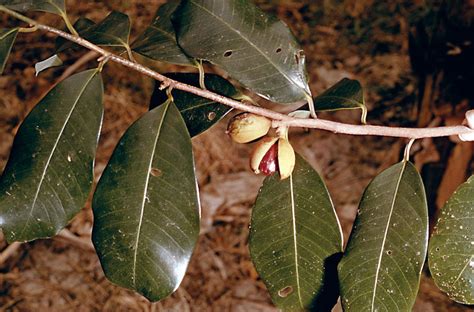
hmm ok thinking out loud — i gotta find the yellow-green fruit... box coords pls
[277,138,295,180]
[227,113,272,144]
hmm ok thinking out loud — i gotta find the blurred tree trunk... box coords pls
[409,0,474,228]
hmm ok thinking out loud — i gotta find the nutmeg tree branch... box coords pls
[2,5,474,140]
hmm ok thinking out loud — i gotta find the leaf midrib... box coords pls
[189,0,309,96]
[87,31,129,47]
[32,1,66,15]
[147,23,176,42]
[179,100,216,112]
[131,101,170,287]
[50,1,65,15]
[289,174,304,307]
[452,255,474,286]
[370,161,407,311]
[315,95,363,108]
[20,70,98,236]
[0,28,18,40]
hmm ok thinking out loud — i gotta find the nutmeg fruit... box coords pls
[227,113,272,144]
[250,136,295,180]
[250,136,279,174]
[277,138,295,180]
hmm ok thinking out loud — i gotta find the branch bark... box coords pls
[1,5,474,140]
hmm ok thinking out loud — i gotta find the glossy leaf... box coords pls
[81,11,131,51]
[55,17,95,52]
[0,69,103,242]
[173,0,311,104]
[314,78,367,124]
[1,0,65,15]
[338,161,428,312]
[249,155,343,311]
[0,28,18,74]
[92,101,200,302]
[35,54,63,76]
[150,73,238,137]
[429,176,474,304]
[132,0,193,66]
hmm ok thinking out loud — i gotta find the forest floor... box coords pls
[0,0,472,311]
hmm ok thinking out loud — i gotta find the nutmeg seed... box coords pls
[250,136,279,174]
[258,142,278,175]
[227,113,272,144]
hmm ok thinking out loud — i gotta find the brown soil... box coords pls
[0,0,473,311]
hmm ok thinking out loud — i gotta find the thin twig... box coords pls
[55,229,95,251]
[0,229,95,264]
[276,119,472,139]
[1,5,474,139]
[18,25,37,33]
[0,242,22,265]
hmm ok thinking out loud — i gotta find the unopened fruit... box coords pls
[227,113,272,144]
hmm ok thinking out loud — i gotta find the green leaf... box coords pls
[0,28,18,74]
[0,69,104,242]
[35,54,63,76]
[173,0,311,104]
[82,11,131,51]
[338,161,428,312]
[249,155,343,311]
[1,0,65,15]
[55,17,95,52]
[314,78,367,124]
[132,0,193,66]
[429,176,474,304]
[150,73,238,137]
[92,101,200,302]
